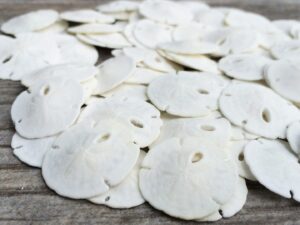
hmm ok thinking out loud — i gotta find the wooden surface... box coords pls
[1,0,300,224]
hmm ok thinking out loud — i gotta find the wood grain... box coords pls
[0,0,300,224]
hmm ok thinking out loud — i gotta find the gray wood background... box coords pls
[0,0,300,224]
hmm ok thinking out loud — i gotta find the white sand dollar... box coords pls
[81,77,98,102]
[97,1,139,13]
[195,9,225,27]
[219,81,300,139]
[21,63,98,87]
[148,73,229,117]
[229,140,256,181]
[225,10,274,31]
[123,23,146,48]
[94,55,135,94]
[143,51,181,73]
[101,84,148,101]
[231,125,259,141]
[60,9,115,23]
[55,34,98,65]
[287,121,300,157]
[89,150,146,208]
[42,120,140,199]
[139,137,237,220]
[180,1,210,16]
[133,20,172,49]
[122,47,152,63]
[202,28,259,56]
[197,177,248,221]
[78,97,162,147]
[126,67,166,85]
[139,0,192,25]
[159,50,219,73]
[151,116,232,148]
[68,22,125,34]
[273,20,300,37]
[0,33,61,80]
[258,30,290,50]
[77,33,132,49]
[11,133,56,168]
[37,20,68,34]
[264,60,300,103]
[244,139,300,201]
[105,11,132,20]
[1,9,59,35]
[11,78,84,138]
[271,40,300,60]
[219,54,272,81]
[172,23,215,42]
[158,40,219,55]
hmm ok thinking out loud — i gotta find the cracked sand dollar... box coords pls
[60,9,115,23]
[244,139,300,201]
[11,133,56,168]
[287,121,300,157]
[94,55,135,94]
[101,84,148,101]
[78,97,162,147]
[97,1,140,13]
[147,73,229,117]
[139,0,192,25]
[198,177,248,221]
[11,78,84,138]
[68,22,125,34]
[158,40,219,55]
[126,67,166,85]
[219,81,300,139]
[229,140,256,181]
[159,50,219,73]
[1,9,59,35]
[89,150,146,208]
[219,54,273,81]
[264,60,300,103]
[77,32,132,49]
[139,137,237,220]
[133,19,172,49]
[150,116,231,148]
[42,120,140,199]
[21,63,98,87]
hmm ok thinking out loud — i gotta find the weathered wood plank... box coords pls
[0,81,24,104]
[0,147,19,167]
[0,184,299,225]
[0,129,14,146]
[0,105,13,130]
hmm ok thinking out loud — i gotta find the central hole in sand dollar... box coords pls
[191,152,203,163]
